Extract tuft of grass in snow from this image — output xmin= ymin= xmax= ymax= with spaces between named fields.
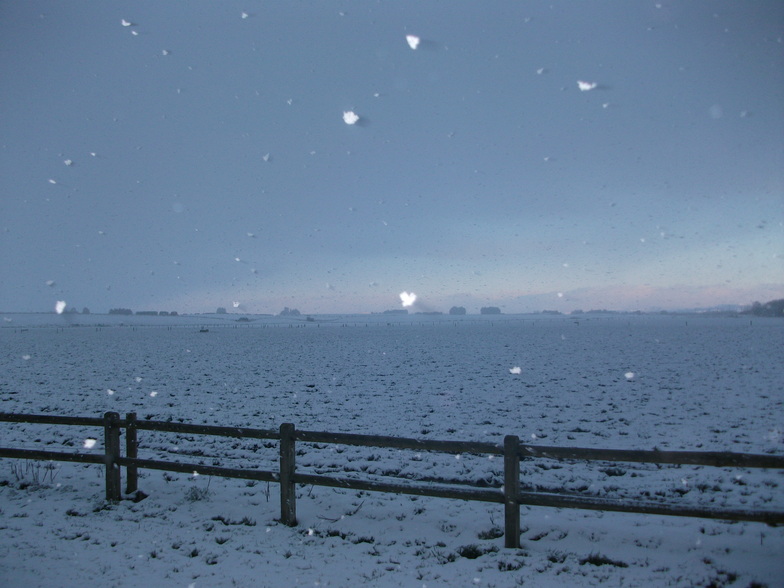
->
xmin=579 ymin=552 xmax=629 ymax=568
xmin=184 ymin=485 xmax=211 ymax=502
xmin=497 ymin=559 xmax=525 ymax=571
xmin=547 ymin=550 xmax=568 ymax=564
xmin=457 ymin=544 xmax=499 ymax=559
xmin=212 ymin=514 xmax=256 ymax=527
xmin=11 ymin=460 xmax=59 ymax=487
xmin=600 ymin=467 xmax=627 ymax=477
xmin=477 ymin=526 xmax=504 ymax=540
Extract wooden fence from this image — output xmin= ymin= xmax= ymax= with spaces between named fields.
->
xmin=1 ymin=411 xmax=783 ymax=549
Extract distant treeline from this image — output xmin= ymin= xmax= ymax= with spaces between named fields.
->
xmin=744 ymin=298 xmax=784 ymax=318
xmin=108 ymin=308 xmax=179 ymax=316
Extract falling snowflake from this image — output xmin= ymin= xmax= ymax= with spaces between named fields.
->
xmin=624 ymin=371 xmax=635 ymax=380
xmin=55 ymin=301 xmax=66 ymax=314
xmin=107 ymin=389 xmax=115 ymax=396
xmin=406 ymin=35 xmax=420 ymax=50
xmin=262 ymin=153 xmax=270 ymax=162
xmin=83 ymin=438 xmax=97 ymax=449
xmin=46 ymin=280 xmax=55 ymax=287
xmin=577 ymin=80 xmax=597 ymax=91
xmin=241 ymin=12 xmax=249 ymax=19
xmin=399 ymin=291 xmax=417 ymax=307
xmin=509 ymin=366 xmax=522 ymax=375
xmin=150 ymin=391 xmax=158 ymax=398
xmin=22 ymin=355 xmax=31 ymax=361
xmin=343 ymin=111 xmax=360 ymax=125
xmin=64 ymin=159 xmax=73 ymax=166
xmin=121 ymin=19 xmax=133 ymax=27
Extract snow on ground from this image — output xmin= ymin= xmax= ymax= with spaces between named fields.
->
xmin=1 ymin=313 xmax=782 ymax=587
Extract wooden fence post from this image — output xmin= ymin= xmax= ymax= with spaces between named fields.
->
xmin=280 ymin=423 xmax=297 ymax=526
xmin=125 ymin=412 xmax=138 ymax=494
xmin=504 ymin=434 xmax=521 ymax=548
xmin=103 ymin=411 xmax=122 ymax=501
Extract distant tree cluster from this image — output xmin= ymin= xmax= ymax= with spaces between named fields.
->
xmin=480 ymin=306 xmax=501 ymax=315
xmin=745 ymin=299 xmax=784 ymax=317
xmin=107 ymin=308 xmax=177 ymax=316
xmin=449 ymin=306 xmax=466 ymax=315
xmin=279 ymin=307 xmax=301 ymax=316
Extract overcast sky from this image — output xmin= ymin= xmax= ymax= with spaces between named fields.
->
xmin=1 ymin=1 xmax=782 ymax=314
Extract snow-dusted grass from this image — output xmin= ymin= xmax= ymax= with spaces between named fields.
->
xmin=1 ymin=313 xmax=782 ymax=587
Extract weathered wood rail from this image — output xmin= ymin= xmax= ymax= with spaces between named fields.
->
xmin=1 ymin=411 xmax=783 ymax=548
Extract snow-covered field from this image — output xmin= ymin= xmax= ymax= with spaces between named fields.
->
xmin=1 ymin=312 xmax=782 ymax=587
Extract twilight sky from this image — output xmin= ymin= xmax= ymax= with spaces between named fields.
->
xmin=1 ymin=1 xmax=782 ymax=315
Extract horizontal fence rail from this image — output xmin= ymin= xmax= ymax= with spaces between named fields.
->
xmin=520 ymin=444 xmax=784 ymax=469
xmin=1 ymin=411 xmax=783 ymax=548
